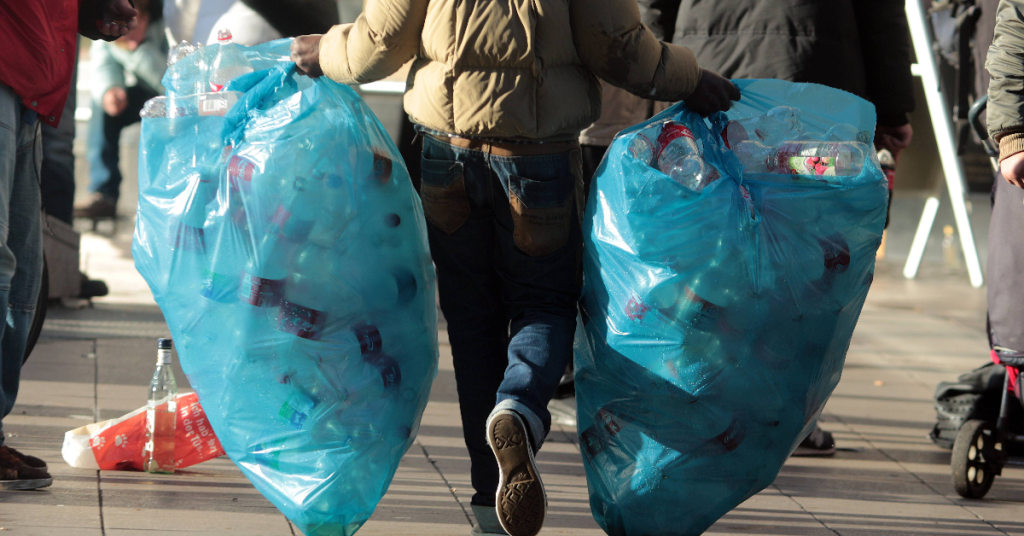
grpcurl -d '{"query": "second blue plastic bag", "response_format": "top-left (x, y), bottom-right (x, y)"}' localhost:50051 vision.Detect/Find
top-left (133, 39), bottom-right (438, 535)
top-left (575, 79), bottom-right (887, 535)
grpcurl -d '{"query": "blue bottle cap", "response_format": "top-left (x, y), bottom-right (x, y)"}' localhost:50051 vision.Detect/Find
top-left (158, 338), bottom-right (173, 350)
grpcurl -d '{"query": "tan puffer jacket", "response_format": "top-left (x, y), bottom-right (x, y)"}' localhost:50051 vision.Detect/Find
top-left (318, 0), bottom-right (702, 141)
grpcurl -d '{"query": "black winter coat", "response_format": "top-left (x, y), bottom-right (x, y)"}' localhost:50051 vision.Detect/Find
top-left (638, 0), bottom-right (916, 127)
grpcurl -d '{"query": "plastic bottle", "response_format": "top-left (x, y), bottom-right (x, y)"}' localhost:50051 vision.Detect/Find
top-left (825, 123), bottom-right (861, 142)
top-left (724, 106), bottom-right (805, 147)
top-left (170, 168), bottom-right (216, 252)
top-left (656, 122), bottom-right (719, 192)
top-left (733, 140), bottom-right (867, 178)
top-left (628, 132), bottom-right (656, 166)
top-left (307, 172), bottom-right (355, 247)
top-left (277, 241), bottom-right (363, 339)
top-left (209, 29), bottom-right (254, 92)
top-left (202, 148), bottom-right (251, 303)
top-left (239, 176), bottom-right (324, 307)
top-left (144, 339), bottom-right (178, 474)
top-left (943, 225), bottom-right (960, 270)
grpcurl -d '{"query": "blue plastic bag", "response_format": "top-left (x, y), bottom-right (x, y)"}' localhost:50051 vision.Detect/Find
top-left (575, 79), bottom-right (886, 535)
top-left (133, 39), bottom-right (438, 535)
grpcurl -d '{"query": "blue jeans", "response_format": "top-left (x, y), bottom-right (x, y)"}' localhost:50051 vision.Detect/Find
top-left (87, 84), bottom-right (159, 202)
top-left (0, 84), bottom-right (44, 446)
top-left (419, 135), bottom-right (583, 506)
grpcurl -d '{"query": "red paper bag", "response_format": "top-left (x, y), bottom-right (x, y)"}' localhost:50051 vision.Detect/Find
top-left (62, 392), bottom-right (224, 471)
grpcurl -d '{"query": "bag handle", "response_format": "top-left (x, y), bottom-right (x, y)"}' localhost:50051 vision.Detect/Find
top-left (220, 62), bottom-right (298, 147)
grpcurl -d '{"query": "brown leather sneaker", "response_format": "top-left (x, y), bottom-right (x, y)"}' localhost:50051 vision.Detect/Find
top-left (2, 446), bottom-right (47, 469)
top-left (73, 193), bottom-right (117, 220)
top-left (487, 411), bottom-right (546, 536)
top-left (0, 446), bottom-right (52, 490)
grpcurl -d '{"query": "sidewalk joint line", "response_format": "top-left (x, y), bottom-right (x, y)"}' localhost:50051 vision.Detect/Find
top-left (287, 518), bottom-right (297, 535)
top-left (828, 411), bottom-right (1011, 535)
top-left (415, 438), bottom-right (473, 526)
top-left (769, 483), bottom-right (840, 535)
top-left (92, 338), bottom-right (99, 423)
top-left (96, 469), bottom-right (106, 535)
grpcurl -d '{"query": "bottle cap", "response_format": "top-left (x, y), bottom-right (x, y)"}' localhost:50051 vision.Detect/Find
top-left (217, 29), bottom-right (233, 43)
top-left (158, 338), bottom-right (173, 350)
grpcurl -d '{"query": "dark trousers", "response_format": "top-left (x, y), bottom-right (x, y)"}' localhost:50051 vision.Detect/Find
top-left (988, 175), bottom-right (1024, 355)
top-left (86, 84), bottom-right (159, 202)
top-left (419, 135), bottom-right (583, 506)
top-left (40, 56), bottom-right (77, 225)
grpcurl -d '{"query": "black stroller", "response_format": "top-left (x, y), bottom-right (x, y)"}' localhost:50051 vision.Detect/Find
top-left (949, 95), bottom-right (1022, 499)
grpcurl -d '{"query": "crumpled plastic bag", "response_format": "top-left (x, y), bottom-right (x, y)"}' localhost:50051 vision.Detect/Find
top-left (575, 79), bottom-right (886, 535)
top-left (62, 392), bottom-right (224, 471)
top-left (133, 39), bottom-right (438, 535)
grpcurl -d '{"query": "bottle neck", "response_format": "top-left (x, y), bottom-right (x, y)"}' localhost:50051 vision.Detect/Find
top-left (157, 349), bottom-right (172, 366)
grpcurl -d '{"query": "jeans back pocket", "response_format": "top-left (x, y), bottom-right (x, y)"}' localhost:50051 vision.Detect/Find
top-left (420, 156), bottom-right (470, 234)
top-left (508, 173), bottom-right (574, 257)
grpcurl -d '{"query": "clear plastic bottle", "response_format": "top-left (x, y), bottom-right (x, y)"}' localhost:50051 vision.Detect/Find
top-left (628, 132), bottom-right (656, 166)
top-left (733, 140), bottom-right (867, 178)
top-left (239, 176), bottom-right (324, 308)
top-left (209, 29), bottom-right (254, 92)
top-left (724, 106), bottom-right (805, 147)
top-left (201, 148), bottom-right (251, 303)
top-left (277, 241), bottom-right (363, 339)
top-left (144, 339), bottom-right (178, 474)
top-left (656, 122), bottom-right (719, 192)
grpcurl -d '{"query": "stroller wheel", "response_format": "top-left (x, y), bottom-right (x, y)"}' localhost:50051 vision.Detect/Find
top-left (952, 419), bottom-right (997, 499)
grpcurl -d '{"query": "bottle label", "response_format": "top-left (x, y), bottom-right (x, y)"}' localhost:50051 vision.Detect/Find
top-left (785, 155), bottom-right (837, 176)
top-left (200, 270), bottom-right (239, 303)
top-left (819, 233), bottom-right (851, 274)
top-left (597, 409), bottom-right (622, 437)
top-left (367, 354), bottom-right (402, 389)
top-left (240, 273), bottom-right (284, 307)
top-left (774, 143), bottom-right (841, 177)
top-left (199, 94), bottom-right (230, 116)
top-left (228, 156), bottom-right (255, 191)
top-left (210, 82), bottom-right (225, 93)
top-left (681, 287), bottom-right (721, 331)
top-left (353, 323), bottom-right (383, 355)
top-left (371, 151), bottom-right (393, 184)
top-left (276, 300), bottom-right (326, 340)
top-left (278, 391), bottom-right (315, 429)
top-left (624, 295), bottom-right (651, 322)
top-left (580, 426), bottom-right (606, 458)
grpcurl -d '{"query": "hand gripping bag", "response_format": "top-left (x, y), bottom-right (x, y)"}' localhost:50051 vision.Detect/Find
top-left (575, 79), bottom-right (887, 535)
top-left (133, 39), bottom-right (438, 535)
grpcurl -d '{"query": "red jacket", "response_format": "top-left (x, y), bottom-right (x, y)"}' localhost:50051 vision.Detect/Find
top-left (0, 0), bottom-right (121, 127)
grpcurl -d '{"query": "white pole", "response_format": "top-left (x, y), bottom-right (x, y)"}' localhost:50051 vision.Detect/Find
top-left (903, 195), bottom-right (940, 279)
top-left (903, 0), bottom-right (985, 288)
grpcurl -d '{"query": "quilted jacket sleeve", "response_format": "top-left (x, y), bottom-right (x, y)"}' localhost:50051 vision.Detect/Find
top-left (318, 0), bottom-right (428, 85)
top-left (988, 0), bottom-right (1024, 160)
top-left (570, 0), bottom-right (701, 102)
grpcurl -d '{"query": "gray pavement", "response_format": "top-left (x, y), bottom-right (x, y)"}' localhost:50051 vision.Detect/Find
top-left (4, 248), bottom-right (1024, 535)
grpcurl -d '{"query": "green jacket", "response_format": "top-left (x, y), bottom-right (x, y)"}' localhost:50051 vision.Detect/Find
top-left (988, 0), bottom-right (1024, 160)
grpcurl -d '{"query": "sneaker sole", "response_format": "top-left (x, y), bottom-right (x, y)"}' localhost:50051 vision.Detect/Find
top-left (0, 477), bottom-right (52, 490)
top-left (488, 413), bottom-right (546, 536)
